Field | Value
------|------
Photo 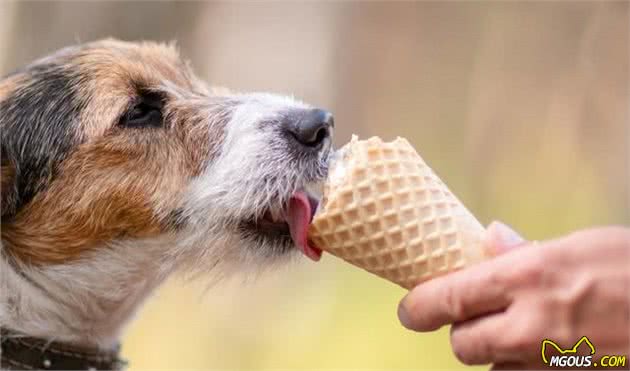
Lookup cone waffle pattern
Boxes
[308,137,489,289]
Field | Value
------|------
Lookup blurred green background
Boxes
[1,1,627,370]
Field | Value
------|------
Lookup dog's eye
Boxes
[120,93,164,128]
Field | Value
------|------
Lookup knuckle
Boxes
[543,300,578,346]
[487,268,508,292]
[512,254,545,287]
[552,324,575,347]
[443,283,464,320]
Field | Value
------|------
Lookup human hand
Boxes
[397,223,630,369]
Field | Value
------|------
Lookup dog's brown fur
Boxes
[0,39,331,353]
[1,39,220,264]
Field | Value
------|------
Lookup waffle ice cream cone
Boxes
[308,136,492,289]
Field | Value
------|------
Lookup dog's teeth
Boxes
[270,208,282,222]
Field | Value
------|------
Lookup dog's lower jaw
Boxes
[0,239,174,350]
[0,224,300,350]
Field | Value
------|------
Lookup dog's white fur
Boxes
[0,92,329,349]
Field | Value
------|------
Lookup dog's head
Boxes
[1,39,331,270]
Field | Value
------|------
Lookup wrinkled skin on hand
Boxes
[398,223,630,370]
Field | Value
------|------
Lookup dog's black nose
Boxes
[285,108,334,149]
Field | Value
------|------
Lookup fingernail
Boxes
[397,300,411,328]
[489,221,525,247]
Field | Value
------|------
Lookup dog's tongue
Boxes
[287,192,322,262]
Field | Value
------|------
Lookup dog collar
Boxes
[0,328,127,370]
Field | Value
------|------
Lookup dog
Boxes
[0,39,332,370]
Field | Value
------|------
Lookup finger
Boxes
[398,223,533,332]
[398,256,515,331]
[450,313,513,365]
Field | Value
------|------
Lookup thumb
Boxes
[485,221,526,254]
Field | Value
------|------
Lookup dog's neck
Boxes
[0,240,175,350]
